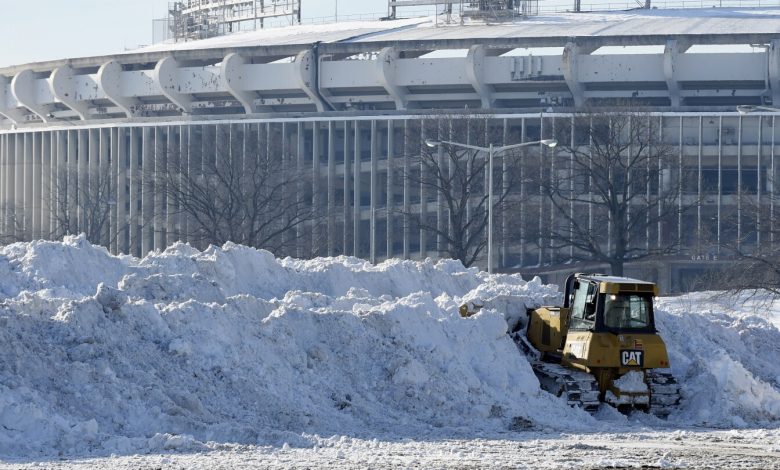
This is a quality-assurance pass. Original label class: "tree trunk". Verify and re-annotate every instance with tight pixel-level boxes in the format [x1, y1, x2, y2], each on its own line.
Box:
[609, 259, 624, 277]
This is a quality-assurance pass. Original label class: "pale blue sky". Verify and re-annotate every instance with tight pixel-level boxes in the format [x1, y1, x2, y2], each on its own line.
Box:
[0, 0, 387, 67]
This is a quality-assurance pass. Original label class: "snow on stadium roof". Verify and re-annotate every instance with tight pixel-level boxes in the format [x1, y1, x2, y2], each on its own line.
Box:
[138, 7, 780, 54]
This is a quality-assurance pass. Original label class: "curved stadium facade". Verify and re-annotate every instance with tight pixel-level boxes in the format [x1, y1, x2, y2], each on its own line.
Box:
[1, 7, 780, 291]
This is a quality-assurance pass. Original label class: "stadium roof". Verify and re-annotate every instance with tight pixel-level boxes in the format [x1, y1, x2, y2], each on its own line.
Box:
[1, 7, 779, 75]
[137, 7, 780, 53]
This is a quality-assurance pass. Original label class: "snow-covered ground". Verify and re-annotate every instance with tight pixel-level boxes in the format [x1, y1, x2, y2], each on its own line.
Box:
[0, 236, 778, 468]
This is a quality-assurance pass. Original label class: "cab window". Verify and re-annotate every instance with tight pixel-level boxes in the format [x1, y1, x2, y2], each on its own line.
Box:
[603, 294, 651, 330]
[570, 281, 596, 330]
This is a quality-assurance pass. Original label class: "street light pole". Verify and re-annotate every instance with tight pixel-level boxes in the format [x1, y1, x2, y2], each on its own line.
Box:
[425, 138, 557, 274]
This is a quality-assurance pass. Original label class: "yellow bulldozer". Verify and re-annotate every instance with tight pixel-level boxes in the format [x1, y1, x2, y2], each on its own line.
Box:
[465, 273, 681, 416]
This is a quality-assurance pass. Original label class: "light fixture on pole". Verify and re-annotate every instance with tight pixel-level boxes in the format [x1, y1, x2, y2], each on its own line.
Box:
[425, 138, 558, 274]
[736, 105, 780, 114]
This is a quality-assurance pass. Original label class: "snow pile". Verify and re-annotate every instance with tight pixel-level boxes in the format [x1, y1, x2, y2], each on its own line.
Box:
[0, 236, 568, 458]
[656, 294, 780, 428]
[0, 236, 778, 459]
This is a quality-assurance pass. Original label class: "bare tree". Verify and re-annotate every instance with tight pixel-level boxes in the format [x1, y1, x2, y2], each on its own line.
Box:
[157, 124, 314, 255]
[400, 116, 526, 268]
[0, 204, 26, 244]
[52, 162, 117, 246]
[700, 192, 780, 297]
[539, 108, 685, 276]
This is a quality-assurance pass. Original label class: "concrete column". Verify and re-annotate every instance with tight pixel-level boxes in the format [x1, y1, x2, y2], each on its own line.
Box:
[0, 135, 5, 236]
[386, 119, 395, 258]
[757, 116, 763, 250]
[466, 45, 493, 109]
[41, 132, 51, 238]
[677, 116, 683, 252]
[737, 115, 743, 251]
[67, 131, 78, 236]
[538, 117, 545, 265]
[166, 126, 177, 246]
[9, 135, 18, 238]
[419, 121, 427, 259]
[116, 128, 127, 254]
[717, 116, 723, 254]
[772, 117, 777, 249]
[343, 121, 351, 255]
[51, 132, 61, 238]
[327, 121, 336, 256]
[501, 119, 509, 269]
[0, 134, 5, 235]
[370, 120, 378, 264]
[89, 129, 100, 242]
[518, 117, 526, 264]
[154, 127, 166, 251]
[141, 127, 154, 256]
[312, 122, 321, 256]
[54, 132, 64, 238]
[696, 117, 703, 256]
[663, 40, 682, 108]
[403, 120, 410, 259]
[436, 122, 445, 254]
[562, 43, 585, 109]
[100, 129, 111, 246]
[178, 125, 189, 244]
[23, 133, 33, 239]
[768, 40, 780, 107]
[77, 130, 88, 234]
[129, 128, 141, 257]
[353, 120, 361, 257]
[31, 133, 43, 240]
[109, 128, 119, 253]
[296, 123, 304, 258]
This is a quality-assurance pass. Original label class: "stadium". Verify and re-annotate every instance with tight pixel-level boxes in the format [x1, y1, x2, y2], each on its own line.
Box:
[1, 0, 779, 291]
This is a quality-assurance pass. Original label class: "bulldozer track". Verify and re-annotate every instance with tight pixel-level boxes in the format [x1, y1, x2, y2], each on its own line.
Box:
[511, 331, 601, 412]
[647, 370, 681, 418]
[532, 361, 602, 412]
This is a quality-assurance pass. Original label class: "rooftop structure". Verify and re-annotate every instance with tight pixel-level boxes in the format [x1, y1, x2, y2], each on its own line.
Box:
[388, 1, 539, 21]
[164, 0, 301, 43]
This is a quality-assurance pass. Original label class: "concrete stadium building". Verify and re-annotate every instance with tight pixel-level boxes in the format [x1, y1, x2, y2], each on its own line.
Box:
[1, 5, 780, 291]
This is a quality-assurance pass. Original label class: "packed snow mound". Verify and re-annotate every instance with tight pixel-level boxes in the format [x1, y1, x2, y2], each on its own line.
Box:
[656, 294, 780, 427]
[0, 236, 778, 459]
[0, 236, 572, 458]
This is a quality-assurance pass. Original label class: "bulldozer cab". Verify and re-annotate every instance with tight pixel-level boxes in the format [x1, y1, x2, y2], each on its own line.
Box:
[566, 274, 658, 334]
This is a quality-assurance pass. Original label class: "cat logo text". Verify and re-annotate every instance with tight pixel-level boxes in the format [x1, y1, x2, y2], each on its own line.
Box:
[620, 349, 644, 367]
